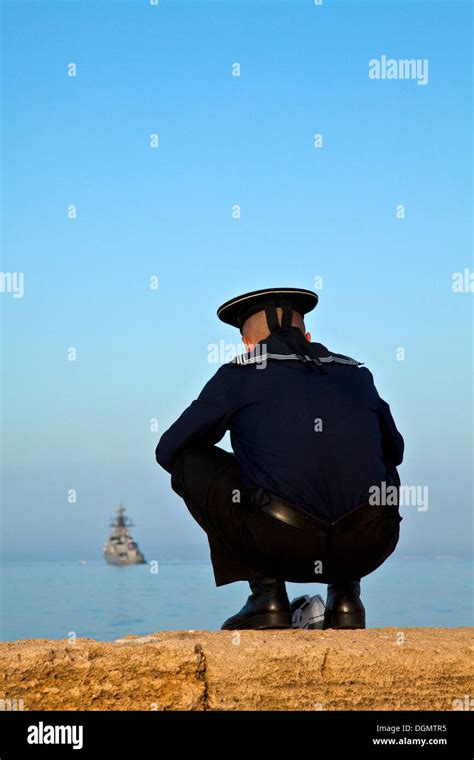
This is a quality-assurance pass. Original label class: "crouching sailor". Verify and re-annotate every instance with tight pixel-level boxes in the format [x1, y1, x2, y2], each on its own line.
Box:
[155, 287, 404, 630]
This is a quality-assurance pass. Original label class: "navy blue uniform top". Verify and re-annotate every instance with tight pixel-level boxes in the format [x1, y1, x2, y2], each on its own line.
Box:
[155, 332, 404, 523]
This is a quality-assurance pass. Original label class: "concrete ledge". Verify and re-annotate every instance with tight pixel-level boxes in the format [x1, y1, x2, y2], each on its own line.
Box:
[1, 628, 473, 711]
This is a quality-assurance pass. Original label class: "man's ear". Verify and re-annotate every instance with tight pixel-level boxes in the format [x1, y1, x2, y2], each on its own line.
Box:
[243, 335, 254, 352]
[305, 331, 311, 342]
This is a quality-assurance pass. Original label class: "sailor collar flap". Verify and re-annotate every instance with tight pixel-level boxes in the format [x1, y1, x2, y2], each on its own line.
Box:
[231, 336, 363, 367]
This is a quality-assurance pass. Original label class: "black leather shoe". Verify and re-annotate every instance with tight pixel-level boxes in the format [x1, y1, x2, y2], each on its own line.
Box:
[220, 578, 291, 630]
[323, 581, 366, 629]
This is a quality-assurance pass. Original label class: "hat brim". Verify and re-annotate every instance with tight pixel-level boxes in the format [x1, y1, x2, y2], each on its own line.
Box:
[217, 287, 318, 329]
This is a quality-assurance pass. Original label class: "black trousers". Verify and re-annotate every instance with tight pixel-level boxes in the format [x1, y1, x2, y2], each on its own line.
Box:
[171, 445, 402, 587]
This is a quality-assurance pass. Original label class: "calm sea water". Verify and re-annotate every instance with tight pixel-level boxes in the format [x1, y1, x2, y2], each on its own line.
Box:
[0, 558, 471, 642]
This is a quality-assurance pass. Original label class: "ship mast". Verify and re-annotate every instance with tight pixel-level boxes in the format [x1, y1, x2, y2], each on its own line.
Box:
[110, 503, 134, 529]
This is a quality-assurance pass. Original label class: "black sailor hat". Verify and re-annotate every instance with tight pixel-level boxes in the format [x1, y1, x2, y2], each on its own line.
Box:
[216, 287, 318, 332]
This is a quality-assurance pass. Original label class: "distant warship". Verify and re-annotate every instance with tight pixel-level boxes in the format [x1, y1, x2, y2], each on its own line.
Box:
[103, 504, 146, 565]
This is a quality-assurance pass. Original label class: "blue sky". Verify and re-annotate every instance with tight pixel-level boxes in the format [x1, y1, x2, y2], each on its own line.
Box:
[1, 0, 472, 560]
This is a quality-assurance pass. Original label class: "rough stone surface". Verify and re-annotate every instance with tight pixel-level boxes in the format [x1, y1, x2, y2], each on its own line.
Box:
[1, 628, 472, 711]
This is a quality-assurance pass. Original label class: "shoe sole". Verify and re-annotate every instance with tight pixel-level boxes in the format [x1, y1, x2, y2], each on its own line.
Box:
[222, 612, 292, 630]
[322, 611, 366, 630]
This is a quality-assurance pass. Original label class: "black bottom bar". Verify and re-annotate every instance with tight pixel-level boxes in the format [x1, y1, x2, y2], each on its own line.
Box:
[0, 710, 472, 757]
